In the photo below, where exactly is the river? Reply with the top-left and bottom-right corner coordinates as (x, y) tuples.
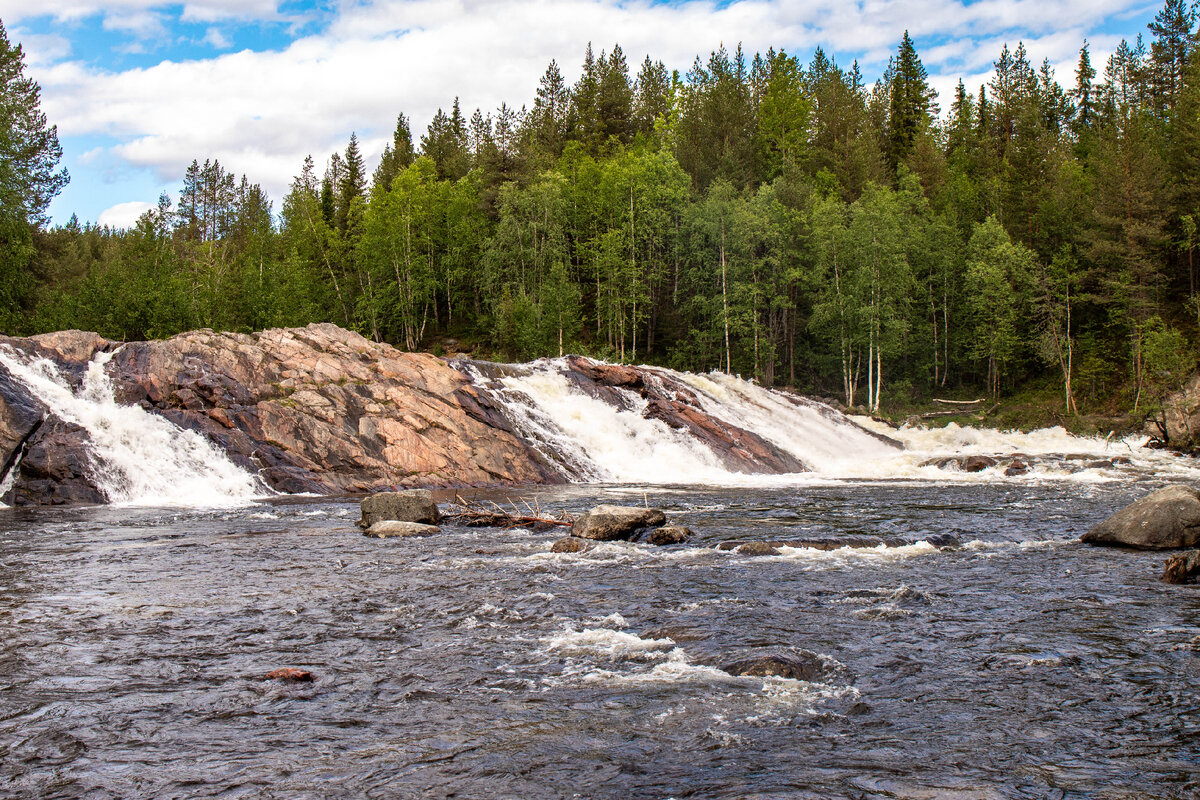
(2, 474), (1198, 798)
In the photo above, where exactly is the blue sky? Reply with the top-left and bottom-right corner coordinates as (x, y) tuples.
(3, 0), (1164, 227)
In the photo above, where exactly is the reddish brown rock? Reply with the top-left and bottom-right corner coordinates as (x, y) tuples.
(265, 668), (314, 682)
(101, 324), (563, 494)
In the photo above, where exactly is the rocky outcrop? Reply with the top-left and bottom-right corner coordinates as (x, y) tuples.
(571, 505), (667, 541)
(0, 324), (901, 505)
(101, 325), (563, 495)
(1081, 485), (1200, 550)
(1153, 374), (1200, 450)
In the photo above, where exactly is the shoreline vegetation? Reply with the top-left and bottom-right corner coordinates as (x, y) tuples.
(4, 7), (1200, 447)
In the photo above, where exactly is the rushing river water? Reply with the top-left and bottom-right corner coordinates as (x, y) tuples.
(2, 476), (1199, 799)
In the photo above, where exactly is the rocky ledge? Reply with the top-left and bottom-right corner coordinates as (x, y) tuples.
(0, 324), (563, 503)
(0, 324), (881, 506)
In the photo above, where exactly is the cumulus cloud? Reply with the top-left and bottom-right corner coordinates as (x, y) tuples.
(24, 0), (1151, 219)
(204, 27), (232, 49)
(97, 200), (155, 228)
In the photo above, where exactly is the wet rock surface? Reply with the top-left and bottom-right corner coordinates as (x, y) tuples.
(1162, 550), (1200, 584)
(571, 505), (667, 541)
(721, 649), (851, 683)
(363, 520), (442, 538)
(549, 536), (596, 553)
(360, 490), (440, 527)
(1081, 485), (1200, 550)
(646, 525), (693, 545)
(920, 455), (998, 472)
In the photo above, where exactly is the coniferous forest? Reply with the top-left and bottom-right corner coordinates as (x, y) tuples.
(6, 3), (1200, 419)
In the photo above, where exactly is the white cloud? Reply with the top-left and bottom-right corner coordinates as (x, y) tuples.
(10, 29), (72, 66)
(204, 27), (232, 49)
(0, 0), (283, 24)
(101, 9), (167, 38)
(26, 0), (1153, 220)
(97, 200), (155, 228)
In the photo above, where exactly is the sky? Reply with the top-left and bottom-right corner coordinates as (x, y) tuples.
(5, 0), (1165, 228)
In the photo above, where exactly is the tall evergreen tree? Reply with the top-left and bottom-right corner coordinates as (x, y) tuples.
(886, 31), (936, 171)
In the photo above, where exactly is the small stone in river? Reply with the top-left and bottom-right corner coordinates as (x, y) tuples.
(736, 541), (780, 557)
(359, 490), (440, 527)
(550, 536), (595, 553)
(571, 505), (666, 541)
(1004, 459), (1029, 476)
(722, 650), (847, 683)
(265, 668), (314, 682)
(1163, 550), (1200, 584)
(364, 520), (441, 538)
(647, 526), (692, 545)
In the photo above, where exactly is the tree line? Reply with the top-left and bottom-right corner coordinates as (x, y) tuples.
(7, 3), (1200, 416)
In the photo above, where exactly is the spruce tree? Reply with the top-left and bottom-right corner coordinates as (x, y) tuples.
(886, 31), (936, 172)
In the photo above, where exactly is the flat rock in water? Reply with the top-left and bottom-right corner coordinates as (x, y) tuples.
(265, 668), (314, 682)
(646, 525), (692, 545)
(360, 490), (440, 527)
(1163, 550), (1200, 584)
(549, 536), (595, 553)
(571, 505), (666, 541)
(1081, 485), (1200, 550)
(364, 520), (441, 538)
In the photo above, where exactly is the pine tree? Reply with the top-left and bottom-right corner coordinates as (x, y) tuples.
(597, 44), (634, 144)
(373, 113), (415, 190)
(0, 20), (68, 329)
(1149, 0), (1198, 116)
(531, 60), (569, 156)
(886, 31), (936, 171)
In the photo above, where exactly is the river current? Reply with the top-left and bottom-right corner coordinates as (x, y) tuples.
(3, 477), (1199, 799)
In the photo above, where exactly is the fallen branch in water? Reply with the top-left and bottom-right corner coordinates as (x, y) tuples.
(444, 495), (574, 531)
(932, 398), (985, 405)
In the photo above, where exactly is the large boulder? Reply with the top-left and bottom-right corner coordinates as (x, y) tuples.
(646, 525), (692, 545)
(571, 504), (666, 541)
(1081, 485), (1200, 550)
(359, 490), (440, 527)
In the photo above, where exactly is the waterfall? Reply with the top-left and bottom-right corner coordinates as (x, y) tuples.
(0, 347), (267, 507)
(467, 358), (900, 484)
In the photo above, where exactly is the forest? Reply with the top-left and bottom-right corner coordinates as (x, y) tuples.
(4, 2), (1200, 419)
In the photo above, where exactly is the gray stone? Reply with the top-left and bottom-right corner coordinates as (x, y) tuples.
(360, 490), (440, 527)
(363, 520), (441, 538)
(1082, 485), (1200, 550)
(647, 525), (692, 545)
(549, 536), (595, 553)
(571, 504), (666, 541)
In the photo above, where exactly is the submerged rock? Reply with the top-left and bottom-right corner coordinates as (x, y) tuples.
(1081, 485), (1200, 550)
(264, 668), (314, 682)
(722, 649), (850, 683)
(735, 541), (781, 557)
(646, 525), (693, 545)
(360, 490), (440, 527)
(1162, 550), (1200, 584)
(571, 505), (666, 541)
(549, 536), (596, 553)
(920, 455), (998, 473)
(719, 536), (887, 552)
(363, 520), (441, 538)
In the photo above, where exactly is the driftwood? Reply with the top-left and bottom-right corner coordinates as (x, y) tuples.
(932, 398), (985, 405)
(443, 495), (574, 532)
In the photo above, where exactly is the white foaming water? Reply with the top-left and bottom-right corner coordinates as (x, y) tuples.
(0, 348), (267, 507)
(473, 358), (1200, 484)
